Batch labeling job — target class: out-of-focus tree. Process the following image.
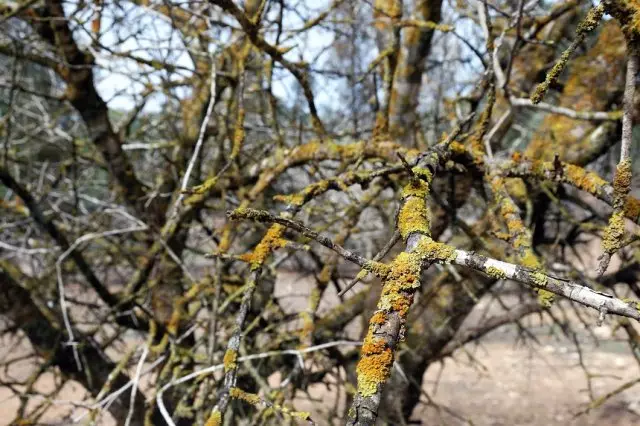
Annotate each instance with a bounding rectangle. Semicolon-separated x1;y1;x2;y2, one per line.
1;0;640;425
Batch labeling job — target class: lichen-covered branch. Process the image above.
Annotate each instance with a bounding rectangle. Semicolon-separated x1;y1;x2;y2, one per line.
597;46;638;276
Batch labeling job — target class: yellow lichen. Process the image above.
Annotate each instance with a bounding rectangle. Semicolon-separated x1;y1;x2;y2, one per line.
229;387;261;405
624;197;640;222
363;260;391;278
369;311;387;325
273;193;304;206
519;249;541;269
449;141;466;154
397;181;431;239
204;410;222;426
231;108;245;158
411;166;432;181
223;349;237;372
564;164;609;195
485;266;507;280
290;411;312;421
415;238;457;264
239;224;287;270
531;271;547;286
613;159;632;203
356;346;393;397
602;210;626;254
537;289;554;308
505;178;528;204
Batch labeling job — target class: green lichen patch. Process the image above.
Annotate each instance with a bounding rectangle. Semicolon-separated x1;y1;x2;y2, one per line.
531;271;548;287
537;289;554;307
485;266;507;280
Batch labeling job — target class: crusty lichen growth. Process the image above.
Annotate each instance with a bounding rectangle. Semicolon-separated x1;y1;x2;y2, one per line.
602;210;626;254
356;331;394;397
223;348;237;373
490;175;554;306
204;410;222;426
354;235;458;399
414;237;457;264
184;175;221;205
165;282;206;336
538;290;554;308
531;271;548;287
602;160;632;260
624;197;640;221
411;166;432;182
369;311;387;325
613;159;632;207
239;224;287;270
564;164;610;196
229;387;261;405
355;249;423;398
363;260;391;278
485;266;507;280
397;180;431;239
377;251;422;315
298;310;314;344
231;107;245;159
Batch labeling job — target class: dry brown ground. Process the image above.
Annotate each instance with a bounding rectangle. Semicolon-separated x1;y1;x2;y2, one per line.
2;270;640;425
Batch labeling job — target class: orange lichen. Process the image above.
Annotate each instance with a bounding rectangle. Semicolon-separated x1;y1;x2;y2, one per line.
361;336;387;356
563;164;609;196
369;311;387;325
624;197;640;222
381;252;422;291
239;224;287;270
356;345;393;397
